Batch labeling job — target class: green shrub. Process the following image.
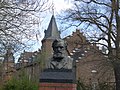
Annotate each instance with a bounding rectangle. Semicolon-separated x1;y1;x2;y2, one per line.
1;72;38;90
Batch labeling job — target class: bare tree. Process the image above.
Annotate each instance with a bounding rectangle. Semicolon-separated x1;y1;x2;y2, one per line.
60;0;120;89
0;0;51;56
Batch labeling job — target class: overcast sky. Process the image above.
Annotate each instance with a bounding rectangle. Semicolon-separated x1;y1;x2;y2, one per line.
53;0;72;14
14;0;74;62
15;0;75;62
31;0;73;50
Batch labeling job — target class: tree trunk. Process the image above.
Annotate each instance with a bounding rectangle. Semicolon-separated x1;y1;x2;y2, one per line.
114;62;120;90
114;0;120;89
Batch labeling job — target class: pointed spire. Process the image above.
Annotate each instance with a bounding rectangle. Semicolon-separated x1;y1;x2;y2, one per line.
4;46;14;63
44;15;60;39
52;1;55;15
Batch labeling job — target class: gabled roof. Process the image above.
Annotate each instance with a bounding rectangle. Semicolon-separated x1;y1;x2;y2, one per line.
44;15;60;39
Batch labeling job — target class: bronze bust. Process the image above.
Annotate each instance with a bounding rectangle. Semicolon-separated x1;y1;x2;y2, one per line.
48;39;73;69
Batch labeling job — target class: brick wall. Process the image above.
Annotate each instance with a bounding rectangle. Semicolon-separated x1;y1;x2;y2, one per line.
39;83;76;90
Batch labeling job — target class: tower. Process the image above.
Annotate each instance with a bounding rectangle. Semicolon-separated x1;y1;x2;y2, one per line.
3;46;15;80
3;46;14;71
41;15;60;61
39;16;76;90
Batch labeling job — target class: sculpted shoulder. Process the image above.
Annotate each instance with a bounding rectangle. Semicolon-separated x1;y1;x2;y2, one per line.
46;39;73;70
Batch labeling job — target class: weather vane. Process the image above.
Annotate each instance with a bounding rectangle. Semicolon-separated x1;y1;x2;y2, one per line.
52;1;55;15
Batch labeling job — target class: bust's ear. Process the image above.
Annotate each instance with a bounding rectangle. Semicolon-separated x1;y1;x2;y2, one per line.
52;39;58;48
64;40;68;49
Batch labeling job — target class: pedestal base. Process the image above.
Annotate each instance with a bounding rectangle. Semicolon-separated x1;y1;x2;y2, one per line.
39;69;76;90
39;82;76;90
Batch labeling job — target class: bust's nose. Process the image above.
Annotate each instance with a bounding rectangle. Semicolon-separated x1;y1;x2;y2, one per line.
57;47;61;51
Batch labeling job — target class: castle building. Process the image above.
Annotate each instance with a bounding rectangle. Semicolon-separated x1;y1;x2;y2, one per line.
2;46;15;81
40;15;115;89
41;15;61;61
64;30;115;88
1;15;115;89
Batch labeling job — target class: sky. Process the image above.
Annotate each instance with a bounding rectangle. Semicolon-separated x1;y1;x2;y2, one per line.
31;0;74;51
53;0;72;13
14;0;74;62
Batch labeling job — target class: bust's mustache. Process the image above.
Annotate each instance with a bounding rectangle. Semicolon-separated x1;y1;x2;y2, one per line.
53;52;64;59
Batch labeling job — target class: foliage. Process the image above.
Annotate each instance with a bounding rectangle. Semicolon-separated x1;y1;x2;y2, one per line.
60;0;120;55
0;0;51;55
60;0;120;89
1;71;39;90
99;82;115;90
35;51;46;70
77;79;86;90
76;79;115;90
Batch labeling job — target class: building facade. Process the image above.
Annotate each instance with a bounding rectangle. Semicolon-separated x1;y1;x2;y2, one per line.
1;15;115;89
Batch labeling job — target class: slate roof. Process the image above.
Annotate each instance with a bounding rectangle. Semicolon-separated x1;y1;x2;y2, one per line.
44;15;60;39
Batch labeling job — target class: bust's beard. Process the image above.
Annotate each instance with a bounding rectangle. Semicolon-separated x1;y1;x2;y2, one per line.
53;53;64;60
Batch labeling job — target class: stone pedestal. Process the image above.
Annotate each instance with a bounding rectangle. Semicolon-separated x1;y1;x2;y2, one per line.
39;69;76;90
39;82;76;90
